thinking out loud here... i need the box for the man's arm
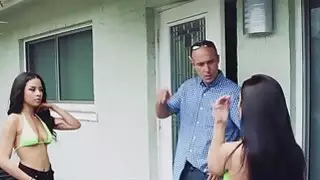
[156,99,171,119]
[156,84,184,119]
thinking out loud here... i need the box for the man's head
[189,40,220,85]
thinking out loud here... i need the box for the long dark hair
[7,72,56,139]
[240,74,305,180]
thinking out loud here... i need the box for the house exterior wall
[0,0,158,180]
[236,0,305,147]
[0,0,306,179]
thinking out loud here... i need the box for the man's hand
[155,89,172,118]
[156,89,171,104]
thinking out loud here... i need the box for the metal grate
[170,18,206,159]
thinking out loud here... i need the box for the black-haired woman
[0,72,81,180]
[208,74,305,180]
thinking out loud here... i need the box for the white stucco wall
[0,0,158,180]
[236,0,304,146]
[237,0,291,104]
[0,0,306,179]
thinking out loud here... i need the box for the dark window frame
[25,26,94,103]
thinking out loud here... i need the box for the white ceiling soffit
[0,0,25,11]
[0,0,10,7]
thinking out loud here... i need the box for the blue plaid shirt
[167,72,241,180]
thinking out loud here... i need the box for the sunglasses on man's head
[190,40,217,51]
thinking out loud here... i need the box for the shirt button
[197,121,200,124]
[189,149,193,153]
[193,136,196,140]
[203,93,206,96]
[200,107,203,110]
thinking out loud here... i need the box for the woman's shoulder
[223,141,243,154]
[222,141,244,172]
[222,141,243,162]
[2,113,22,131]
[7,113,22,122]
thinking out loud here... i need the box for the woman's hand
[212,95,230,124]
[37,103,54,113]
[207,173,220,180]
[40,103,53,108]
[37,103,81,130]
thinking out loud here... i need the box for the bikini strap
[223,141,243,171]
[21,112,26,120]
[20,112,27,125]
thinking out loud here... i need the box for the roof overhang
[146,0,190,8]
[0,0,25,12]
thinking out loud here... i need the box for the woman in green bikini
[207,74,305,180]
[0,72,81,180]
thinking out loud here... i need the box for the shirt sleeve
[167,83,185,114]
[229,90,241,130]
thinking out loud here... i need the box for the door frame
[154,0,225,179]
[302,0,310,178]
[303,0,320,179]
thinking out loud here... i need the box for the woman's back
[208,74,306,180]
[225,142,305,180]
[224,142,247,180]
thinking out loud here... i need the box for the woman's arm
[39,103,81,130]
[207,121,229,175]
[207,96,231,176]
[51,104,81,130]
[0,114,34,180]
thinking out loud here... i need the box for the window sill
[49,103,98,122]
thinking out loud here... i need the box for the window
[25,27,94,103]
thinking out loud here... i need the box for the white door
[156,0,225,179]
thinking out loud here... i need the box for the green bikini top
[14,113,53,151]
[223,172,230,180]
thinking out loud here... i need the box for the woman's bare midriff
[16,144,51,171]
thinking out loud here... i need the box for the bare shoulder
[7,113,21,123]
[221,141,243,156]
[2,113,21,130]
[221,141,243,170]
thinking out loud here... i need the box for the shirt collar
[198,70,224,88]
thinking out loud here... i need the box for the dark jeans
[0,168,15,180]
[19,163,54,180]
[180,161,208,180]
